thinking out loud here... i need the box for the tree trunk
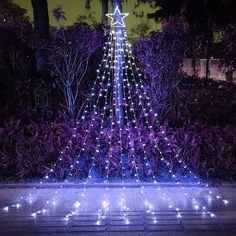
[191,55,199,77]
[226,70,233,82]
[205,56,210,79]
[205,30,213,80]
[31,0,50,72]
[102,0,109,25]
[66,83,75,118]
[112,0,124,128]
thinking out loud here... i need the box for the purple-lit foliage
[0,1,36,113]
[0,112,73,180]
[134,17,189,119]
[0,2,235,184]
[52,6,67,22]
[1,76,236,182]
[166,77,236,126]
[0,1,32,41]
[0,115,235,182]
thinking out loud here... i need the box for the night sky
[13,0,159,35]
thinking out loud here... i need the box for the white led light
[125,219,130,225]
[75,201,80,208]
[223,200,229,204]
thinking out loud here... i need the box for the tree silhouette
[31,0,49,73]
[141,0,236,79]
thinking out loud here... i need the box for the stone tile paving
[0,184,235,236]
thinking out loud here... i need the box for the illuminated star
[106,6,129,28]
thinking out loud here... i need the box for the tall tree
[85,0,109,25]
[86,0,127,25]
[31,0,50,72]
[135,17,189,120]
[143,0,236,79]
[102,0,109,25]
[48,23,103,118]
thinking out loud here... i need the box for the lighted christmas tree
[45,5,198,185]
[2,5,229,227]
[37,6,226,223]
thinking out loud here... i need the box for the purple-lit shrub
[0,113,74,180]
[134,17,190,120]
[0,107,235,182]
[166,77,236,126]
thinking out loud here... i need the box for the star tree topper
[106,6,129,28]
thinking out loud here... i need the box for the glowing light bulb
[177,213,182,218]
[125,219,130,225]
[75,201,80,208]
[102,200,109,209]
[4,206,9,212]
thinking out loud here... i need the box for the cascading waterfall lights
[120,28,229,219]
[2,5,229,227]
[122,33,229,210]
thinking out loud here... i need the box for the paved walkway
[0,184,236,235]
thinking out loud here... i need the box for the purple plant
[0,105,235,182]
[134,17,190,120]
[0,1,32,42]
[135,17,189,79]
[52,6,67,22]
